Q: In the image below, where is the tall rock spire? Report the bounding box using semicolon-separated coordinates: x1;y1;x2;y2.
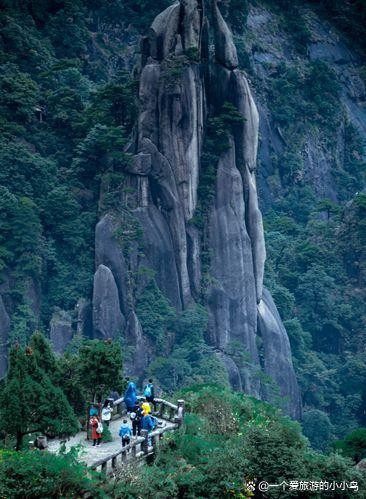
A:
93;0;301;418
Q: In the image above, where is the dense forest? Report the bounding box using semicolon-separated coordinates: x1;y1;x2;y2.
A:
0;0;366;496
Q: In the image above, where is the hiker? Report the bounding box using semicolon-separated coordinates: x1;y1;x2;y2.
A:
141;397;151;416
124;377;137;412
130;402;143;437
141;413;157;433
89;414;102;446
143;378;156;411
89;405;98;417
119;419;132;448
101;400;112;427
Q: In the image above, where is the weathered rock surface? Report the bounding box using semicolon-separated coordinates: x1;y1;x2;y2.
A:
208;139;260;395
76;298;93;338
212;0;238;69
149;2;181;60
0;296;10;378
133;205;182;310
245;5;366;206
124;311;150;377
93;265;125;340
50;310;73;354
95;214;129;315
257;288;302;419
91;0;301;418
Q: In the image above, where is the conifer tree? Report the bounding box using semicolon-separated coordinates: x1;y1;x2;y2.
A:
78;339;123;402
29;331;59;381
1;345;79;450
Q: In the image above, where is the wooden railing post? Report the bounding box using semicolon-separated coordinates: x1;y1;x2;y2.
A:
158;401;164;418
176;399;185;426
151;433;157;450
141;429;149;454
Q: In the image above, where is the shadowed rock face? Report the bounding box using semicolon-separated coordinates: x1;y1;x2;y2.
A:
50;310;73;355
258;289;302;419
91;0;301;417
93;264;125;340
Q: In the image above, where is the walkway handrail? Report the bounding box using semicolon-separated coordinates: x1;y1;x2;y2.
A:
91;398;185;473
111;397;185;424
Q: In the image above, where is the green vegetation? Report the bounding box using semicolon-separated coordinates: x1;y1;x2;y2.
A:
78;339;124;402
221;0;249;33
308;0;366;53
0;384;364;497
333;428;366;463
261;50;366;441
0;448;104;499
0;332;124;450
103;385;365;498
238;0;366;445
267;61;342;185
265;193;366;438
0;0;138;341
136;276;229;391
0;343;79;450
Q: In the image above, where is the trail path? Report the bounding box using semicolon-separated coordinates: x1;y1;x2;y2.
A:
47;415;176;467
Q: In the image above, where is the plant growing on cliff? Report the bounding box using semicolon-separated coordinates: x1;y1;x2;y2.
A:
192;101;245;230
136;279;176;351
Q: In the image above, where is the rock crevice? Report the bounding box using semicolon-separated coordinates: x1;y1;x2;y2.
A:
90;0;301;418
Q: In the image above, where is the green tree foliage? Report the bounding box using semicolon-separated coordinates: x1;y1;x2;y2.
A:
333;428;366;463
104;385;366;498
136;279;176;350
28;331;59;381
302;409;334;451
78;339;123;402
265;196;366;437
0;449;104;498
56;351;86;416
0;345;79;450
0;0;140;334
148;304;229;392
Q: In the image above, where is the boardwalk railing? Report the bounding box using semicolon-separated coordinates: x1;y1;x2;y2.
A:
91;398;185;473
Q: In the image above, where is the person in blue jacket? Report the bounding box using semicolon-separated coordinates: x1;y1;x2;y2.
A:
118;419;132;448
123;377;137;412
141;413;157;433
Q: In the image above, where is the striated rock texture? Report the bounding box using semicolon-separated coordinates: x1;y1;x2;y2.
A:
50;310;73;355
91;0;301;417
93;264;125;340
257;289;302;418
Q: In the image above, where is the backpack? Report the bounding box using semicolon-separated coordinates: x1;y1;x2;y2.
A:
96;422;103;434
143;384;152;397
119;425;130;438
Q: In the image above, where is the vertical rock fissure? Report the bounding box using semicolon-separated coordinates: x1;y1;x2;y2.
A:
90;0;301;418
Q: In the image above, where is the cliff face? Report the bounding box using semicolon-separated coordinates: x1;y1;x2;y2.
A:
92;0;301;418
240;5;366;209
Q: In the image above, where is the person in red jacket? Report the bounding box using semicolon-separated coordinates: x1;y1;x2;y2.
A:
89;415;102;446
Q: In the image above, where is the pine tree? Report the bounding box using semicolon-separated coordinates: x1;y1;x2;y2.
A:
28;331;59;381
78;339;123;402
1;345;79;450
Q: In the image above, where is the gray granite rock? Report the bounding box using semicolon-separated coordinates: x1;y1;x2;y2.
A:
93;265;125;340
50;310;73;355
